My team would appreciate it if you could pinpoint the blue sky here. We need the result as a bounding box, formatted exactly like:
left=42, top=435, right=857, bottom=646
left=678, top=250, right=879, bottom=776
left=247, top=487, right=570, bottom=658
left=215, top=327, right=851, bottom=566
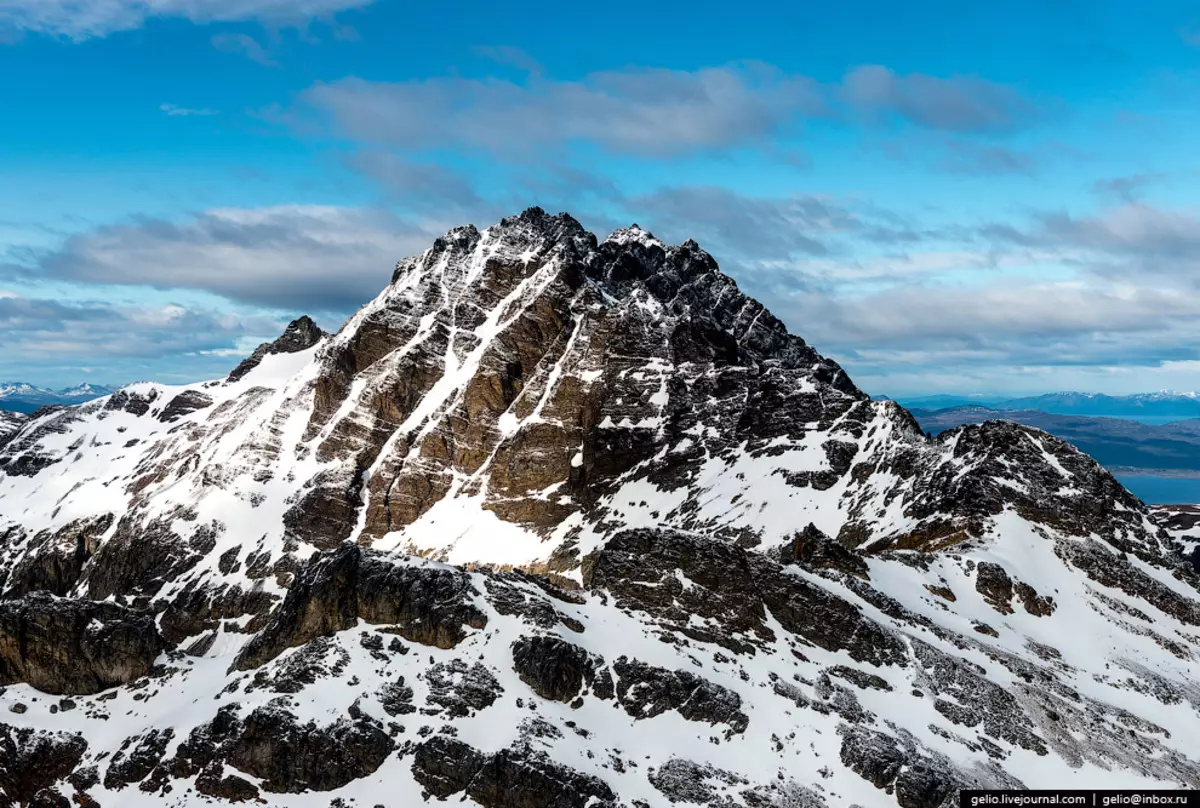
left=1, top=0, right=1198, bottom=395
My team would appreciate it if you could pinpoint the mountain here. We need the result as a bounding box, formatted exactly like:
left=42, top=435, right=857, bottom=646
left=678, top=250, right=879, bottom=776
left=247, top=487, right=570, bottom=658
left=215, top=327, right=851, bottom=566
left=999, top=392, right=1200, bottom=421
left=1, top=208, right=1199, bottom=807
left=892, top=392, right=1200, bottom=423
left=910, top=405, right=1200, bottom=474
left=0, top=382, right=115, bottom=414
left=886, top=393, right=1007, bottom=410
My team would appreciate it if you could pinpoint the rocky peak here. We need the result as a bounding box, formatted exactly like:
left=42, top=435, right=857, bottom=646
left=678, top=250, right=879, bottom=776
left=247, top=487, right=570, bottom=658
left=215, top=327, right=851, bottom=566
left=227, top=315, right=327, bottom=382
left=264, top=208, right=1153, bottom=570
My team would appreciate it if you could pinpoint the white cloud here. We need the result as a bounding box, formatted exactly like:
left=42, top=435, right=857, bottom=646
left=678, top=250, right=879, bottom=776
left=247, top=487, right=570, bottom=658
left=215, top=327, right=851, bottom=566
left=16, top=205, right=437, bottom=312
left=292, top=64, right=827, bottom=158
left=0, top=0, right=375, bottom=40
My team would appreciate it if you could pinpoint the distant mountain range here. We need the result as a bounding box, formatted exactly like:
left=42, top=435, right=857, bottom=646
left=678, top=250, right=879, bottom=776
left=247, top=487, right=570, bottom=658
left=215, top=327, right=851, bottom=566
left=909, top=404, right=1200, bottom=474
left=0, top=382, right=115, bottom=413
left=889, top=391, right=1200, bottom=423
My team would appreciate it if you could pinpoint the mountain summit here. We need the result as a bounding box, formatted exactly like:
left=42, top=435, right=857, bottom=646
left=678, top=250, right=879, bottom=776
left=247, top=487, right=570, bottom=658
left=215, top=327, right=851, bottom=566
left=0, top=208, right=1198, bottom=807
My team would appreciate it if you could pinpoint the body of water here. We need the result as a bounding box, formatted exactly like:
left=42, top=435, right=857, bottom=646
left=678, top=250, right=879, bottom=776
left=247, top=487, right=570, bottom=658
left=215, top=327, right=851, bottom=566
left=1113, top=474, right=1200, bottom=505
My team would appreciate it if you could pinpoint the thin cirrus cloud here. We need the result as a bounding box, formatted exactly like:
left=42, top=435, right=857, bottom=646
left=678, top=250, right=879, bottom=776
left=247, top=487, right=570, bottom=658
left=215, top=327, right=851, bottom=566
left=160, top=102, right=218, bottom=117
left=288, top=63, right=1047, bottom=160
left=0, top=0, right=375, bottom=40
left=211, top=32, right=276, bottom=66
left=838, top=65, right=1044, bottom=134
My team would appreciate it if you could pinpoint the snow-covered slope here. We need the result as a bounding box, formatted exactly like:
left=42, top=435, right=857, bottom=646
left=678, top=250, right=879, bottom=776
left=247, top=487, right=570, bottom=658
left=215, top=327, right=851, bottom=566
left=2, top=208, right=1200, bottom=808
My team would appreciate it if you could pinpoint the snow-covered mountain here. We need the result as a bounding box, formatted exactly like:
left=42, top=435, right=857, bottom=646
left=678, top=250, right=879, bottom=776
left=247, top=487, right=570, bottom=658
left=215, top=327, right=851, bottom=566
left=2, top=208, right=1199, bottom=808
left=0, top=381, right=115, bottom=414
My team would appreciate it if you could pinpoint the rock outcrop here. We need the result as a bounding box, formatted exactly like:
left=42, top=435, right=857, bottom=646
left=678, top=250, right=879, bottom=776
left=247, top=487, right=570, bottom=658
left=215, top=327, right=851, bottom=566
left=0, top=593, right=164, bottom=694
left=227, top=315, right=326, bottom=382
left=234, top=545, right=487, bottom=670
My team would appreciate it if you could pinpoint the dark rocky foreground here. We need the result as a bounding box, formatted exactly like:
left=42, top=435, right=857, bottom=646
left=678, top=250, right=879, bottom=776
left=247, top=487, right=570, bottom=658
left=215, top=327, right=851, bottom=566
left=0, top=209, right=1198, bottom=807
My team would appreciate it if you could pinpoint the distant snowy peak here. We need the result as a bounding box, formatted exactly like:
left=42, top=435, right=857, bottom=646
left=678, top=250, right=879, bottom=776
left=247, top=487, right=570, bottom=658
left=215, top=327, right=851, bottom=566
left=58, top=383, right=115, bottom=398
left=0, top=382, right=53, bottom=398
left=0, top=381, right=114, bottom=413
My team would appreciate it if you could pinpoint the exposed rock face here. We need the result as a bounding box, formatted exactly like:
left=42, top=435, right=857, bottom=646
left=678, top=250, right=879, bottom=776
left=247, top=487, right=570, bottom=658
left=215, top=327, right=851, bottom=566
left=612, top=657, right=749, bottom=734
left=424, top=658, right=503, bottom=717
left=2, top=514, right=112, bottom=598
left=104, top=728, right=174, bottom=791
left=165, top=704, right=394, bottom=794
left=0, top=723, right=88, bottom=807
left=227, top=315, right=326, bottom=382
left=584, top=527, right=907, bottom=665
left=975, top=562, right=1015, bottom=614
left=510, top=636, right=600, bottom=703
left=158, top=390, right=213, bottom=423
left=0, top=593, right=164, bottom=694
left=839, top=725, right=1024, bottom=808
left=0, top=411, right=25, bottom=449
left=224, top=707, right=394, bottom=793
left=786, top=523, right=870, bottom=578
left=411, top=736, right=618, bottom=808
left=234, top=545, right=487, bottom=670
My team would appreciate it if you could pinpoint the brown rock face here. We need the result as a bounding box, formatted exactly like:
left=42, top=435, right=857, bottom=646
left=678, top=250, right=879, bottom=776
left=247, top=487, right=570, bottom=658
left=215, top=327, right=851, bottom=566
left=0, top=593, right=165, bottom=695
left=234, top=544, right=487, bottom=670
left=974, top=562, right=1015, bottom=614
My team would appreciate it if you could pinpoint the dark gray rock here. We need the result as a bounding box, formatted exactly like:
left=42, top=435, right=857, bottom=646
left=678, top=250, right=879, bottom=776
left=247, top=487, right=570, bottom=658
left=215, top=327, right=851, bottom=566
left=785, top=523, right=870, bottom=578
left=0, top=593, right=164, bottom=695
left=424, top=659, right=503, bottom=717
left=228, top=316, right=326, bottom=382
left=511, top=636, right=601, bottom=703
left=225, top=706, right=394, bottom=793
left=975, top=562, right=1014, bottom=614
left=235, top=545, right=487, bottom=670
left=411, top=735, right=618, bottom=808
left=158, top=390, right=213, bottom=423
left=584, top=528, right=907, bottom=666
left=104, top=728, right=174, bottom=790
left=0, top=723, right=87, bottom=807
left=613, top=657, right=748, bottom=735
